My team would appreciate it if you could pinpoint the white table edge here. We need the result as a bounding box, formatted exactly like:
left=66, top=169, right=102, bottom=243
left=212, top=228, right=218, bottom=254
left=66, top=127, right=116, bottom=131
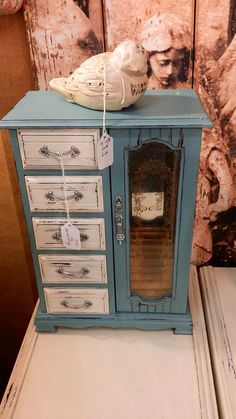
left=199, top=266, right=236, bottom=419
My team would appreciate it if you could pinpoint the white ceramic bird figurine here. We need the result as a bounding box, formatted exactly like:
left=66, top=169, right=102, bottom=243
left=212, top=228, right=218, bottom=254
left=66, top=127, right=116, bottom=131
left=49, top=40, right=148, bottom=111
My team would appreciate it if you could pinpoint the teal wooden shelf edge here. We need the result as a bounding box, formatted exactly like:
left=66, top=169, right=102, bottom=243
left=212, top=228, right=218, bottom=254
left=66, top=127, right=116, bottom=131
left=0, top=89, right=212, bottom=129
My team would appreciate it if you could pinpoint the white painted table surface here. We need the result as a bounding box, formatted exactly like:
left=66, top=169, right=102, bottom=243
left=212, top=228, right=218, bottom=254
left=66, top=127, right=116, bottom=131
left=0, top=267, right=218, bottom=419
left=200, top=267, right=236, bottom=419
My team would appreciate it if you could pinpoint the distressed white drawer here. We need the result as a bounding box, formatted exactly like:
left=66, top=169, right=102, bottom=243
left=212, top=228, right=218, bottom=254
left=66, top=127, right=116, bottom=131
left=39, top=255, right=107, bottom=283
left=25, top=176, right=103, bottom=212
left=18, top=128, right=99, bottom=169
left=44, top=288, right=109, bottom=314
left=33, top=218, right=105, bottom=250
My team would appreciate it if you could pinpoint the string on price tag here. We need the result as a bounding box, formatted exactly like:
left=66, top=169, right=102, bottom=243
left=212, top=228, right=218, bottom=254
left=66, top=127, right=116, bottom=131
left=58, top=152, right=81, bottom=250
left=97, top=64, right=114, bottom=170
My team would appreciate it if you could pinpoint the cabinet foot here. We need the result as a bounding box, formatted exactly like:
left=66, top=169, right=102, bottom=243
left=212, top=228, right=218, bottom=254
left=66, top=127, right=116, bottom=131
left=35, top=323, right=58, bottom=333
left=174, top=325, right=192, bottom=335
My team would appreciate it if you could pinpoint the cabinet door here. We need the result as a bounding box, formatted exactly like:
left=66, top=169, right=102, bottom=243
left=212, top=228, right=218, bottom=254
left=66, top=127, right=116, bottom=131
left=110, top=128, right=201, bottom=314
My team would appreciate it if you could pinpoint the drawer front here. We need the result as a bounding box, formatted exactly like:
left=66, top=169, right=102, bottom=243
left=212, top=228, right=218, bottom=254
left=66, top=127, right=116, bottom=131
left=26, top=176, right=103, bottom=212
left=33, top=218, right=106, bottom=250
left=39, top=255, right=107, bottom=283
left=44, top=288, right=109, bottom=314
left=18, top=128, right=99, bottom=169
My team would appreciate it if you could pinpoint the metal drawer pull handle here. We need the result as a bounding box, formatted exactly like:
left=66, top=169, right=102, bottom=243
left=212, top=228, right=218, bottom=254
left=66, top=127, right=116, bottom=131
left=115, top=194, right=126, bottom=244
left=56, top=266, right=90, bottom=278
left=80, top=233, right=89, bottom=242
left=60, top=299, right=93, bottom=310
left=52, top=231, right=62, bottom=242
left=45, top=191, right=83, bottom=202
left=51, top=231, right=89, bottom=242
left=39, top=145, right=80, bottom=158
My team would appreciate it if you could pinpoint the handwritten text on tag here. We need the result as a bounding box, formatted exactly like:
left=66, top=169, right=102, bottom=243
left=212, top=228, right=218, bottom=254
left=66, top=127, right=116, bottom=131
left=97, top=131, right=113, bottom=170
left=61, top=223, right=81, bottom=249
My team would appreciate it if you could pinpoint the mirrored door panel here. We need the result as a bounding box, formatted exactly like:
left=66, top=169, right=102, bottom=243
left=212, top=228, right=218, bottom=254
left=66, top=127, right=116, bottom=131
left=129, top=141, right=181, bottom=299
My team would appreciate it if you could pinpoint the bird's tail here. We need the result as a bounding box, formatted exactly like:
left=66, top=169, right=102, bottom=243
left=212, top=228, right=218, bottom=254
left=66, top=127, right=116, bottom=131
left=49, top=78, right=71, bottom=100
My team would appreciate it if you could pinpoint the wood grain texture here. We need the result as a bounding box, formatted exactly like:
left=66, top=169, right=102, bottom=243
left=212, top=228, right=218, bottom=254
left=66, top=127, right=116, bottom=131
left=189, top=266, right=219, bottom=419
left=23, top=0, right=104, bottom=89
left=200, top=266, right=236, bottom=419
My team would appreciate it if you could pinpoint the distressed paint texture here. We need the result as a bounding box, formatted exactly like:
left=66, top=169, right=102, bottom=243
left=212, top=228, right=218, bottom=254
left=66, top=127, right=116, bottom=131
left=192, top=0, right=236, bottom=266
left=23, top=0, right=104, bottom=89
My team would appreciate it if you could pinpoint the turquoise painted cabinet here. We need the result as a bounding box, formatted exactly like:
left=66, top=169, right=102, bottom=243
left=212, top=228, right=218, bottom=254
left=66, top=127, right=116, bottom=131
left=0, top=90, right=211, bottom=334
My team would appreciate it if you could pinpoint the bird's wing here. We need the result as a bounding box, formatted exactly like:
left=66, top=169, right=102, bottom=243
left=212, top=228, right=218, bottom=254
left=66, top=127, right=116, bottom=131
left=71, top=52, right=116, bottom=95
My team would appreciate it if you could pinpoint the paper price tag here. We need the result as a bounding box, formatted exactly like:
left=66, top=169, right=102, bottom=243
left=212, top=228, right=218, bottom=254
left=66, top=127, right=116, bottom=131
left=61, top=223, right=81, bottom=250
left=97, top=132, right=113, bottom=170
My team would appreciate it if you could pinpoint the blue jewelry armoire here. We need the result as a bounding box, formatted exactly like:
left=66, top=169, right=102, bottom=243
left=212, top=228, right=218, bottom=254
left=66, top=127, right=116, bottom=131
left=0, top=90, right=211, bottom=334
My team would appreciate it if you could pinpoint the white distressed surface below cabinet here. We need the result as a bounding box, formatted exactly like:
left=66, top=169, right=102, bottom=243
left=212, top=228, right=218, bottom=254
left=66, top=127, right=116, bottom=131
left=39, top=254, right=107, bottom=283
left=33, top=218, right=106, bottom=250
left=25, top=176, right=104, bottom=212
left=200, top=267, right=236, bottom=419
left=0, top=267, right=218, bottom=419
left=18, top=128, right=99, bottom=169
left=44, top=288, right=109, bottom=314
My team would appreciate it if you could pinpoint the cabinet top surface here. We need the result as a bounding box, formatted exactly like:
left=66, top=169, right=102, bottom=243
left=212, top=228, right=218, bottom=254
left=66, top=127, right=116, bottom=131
left=0, top=89, right=212, bottom=128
